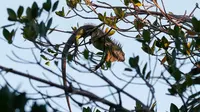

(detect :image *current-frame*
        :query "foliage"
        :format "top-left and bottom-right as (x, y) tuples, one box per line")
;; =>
(0, 85), (48, 112)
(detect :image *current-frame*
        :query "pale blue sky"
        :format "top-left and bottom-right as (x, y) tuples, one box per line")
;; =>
(0, 0), (200, 112)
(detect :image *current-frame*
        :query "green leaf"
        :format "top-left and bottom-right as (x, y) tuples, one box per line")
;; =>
(43, 0), (52, 12)
(124, 68), (133, 72)
(17, 6), (24, 18)
(134, 19), (144, 30)
(3, 28), (13, 44)
(0, 86), (12, 112)
(168, 65), (181, 81)
(31, 102), (47, 112)
(0, 86), (29, 112)
(151, 40), (156, 53)
(39, 21), (46, 37)
(153, 19), (158, 26)
(142, 63), (147, 75)
(142, 43), (153, 54)
(96, 52), (104, 56)
(67, 54), (73, 62)
(52, 1), (59, 12)
(54, 53), (58, 57)
(172, 49), (176, 62)
(40, 55), (48, 60)
(14, 93), (28, 111)
(170, 103), (179, 112)
(7, 8), (17, 21)
(145, 71), (151, 80)
(168, 88), (177, 95)
(47, 18), (53, 30)
(113, 7), (124, 19)
(124, 0), (129, 6)
(22, 22), (39, 41)
(83, 107), (91, 112)
(54, 61), (58, 66)
(155, 39), (161, 48)
(83, 49), (89, 59)
(173, 25), (181, 38)
(192, 17), (200, 32)
(106, 61), (111, 68)
(98, 13), (104, 21)
(66, 0), (80, 8)
(55, 7), (65, 17)
(55, 44), (60, 51)
(135, 101), (142, 110)
(26, 7), (32, 20)
(143, 30), (150, 43)
(47, 48), (55, 54)
(129, 56), (139, 68)
(161, 36), (169, 50)
(185, 75), (193, 86)
(31, 2), (39, 19)
(166, 54), (173, 65)
(45, 61), (50, 66)
(95, 109), (101, 112)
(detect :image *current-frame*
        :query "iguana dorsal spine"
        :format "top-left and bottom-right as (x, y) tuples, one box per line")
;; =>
(61, 24), (125, 111)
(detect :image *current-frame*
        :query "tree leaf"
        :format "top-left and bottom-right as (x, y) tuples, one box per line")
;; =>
(170, 103), (179, 112)
(192, 17), (200, 32)
(54, 61), (58, 66)
(67, 54), (73, 62)
(14, 93), (28, 111)
(134, 19), (144, 30)
(106, 61), (111, 68)
(105, 27), (115, 36)
(124, 0), (129, 6)
(17, 6), (24, 18)
(31, 2), (39, 19)
(45, 61), (50, 66)
(132, 0), (142, 7)
(83, 49), (89, 59)
(143, 30), (151, 43)
(124, 68), (133, 72)
(145, 71), (151, 80)
(142, 63), (147, 75)
(7, 8), (17, 21)
(142, 43), (153, 54)
(40, 54), (48, 60)
(31, 102), (47, 112)
(47, 48), (55, 54)
(3, 28), (13, 44)
(98, 13), (104, 22)
(83, 107), (91, 112)
(47, 18), (53, 30)
(52, 1), (59, 12)
(55, 7), (65, 17)
(129, 56), (139, 68)
(43, 0), (52, 12)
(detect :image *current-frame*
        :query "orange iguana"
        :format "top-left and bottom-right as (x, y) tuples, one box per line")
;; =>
(61, 24), (125, 112)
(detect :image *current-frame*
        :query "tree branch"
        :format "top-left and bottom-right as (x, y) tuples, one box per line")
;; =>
(0, 65), (130, 112)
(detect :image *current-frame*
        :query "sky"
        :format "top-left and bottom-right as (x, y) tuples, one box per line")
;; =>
(0, 0), (200, 112)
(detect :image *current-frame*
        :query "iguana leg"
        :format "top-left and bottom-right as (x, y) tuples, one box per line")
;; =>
(94, 52), (107, 70)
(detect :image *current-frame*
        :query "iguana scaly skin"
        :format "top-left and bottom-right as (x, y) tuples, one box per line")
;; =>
(61, 24), (125, 112)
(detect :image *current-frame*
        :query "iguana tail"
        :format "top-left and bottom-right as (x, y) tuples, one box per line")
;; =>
(61, 25), (96, 112)
(61, 24), (125, 111)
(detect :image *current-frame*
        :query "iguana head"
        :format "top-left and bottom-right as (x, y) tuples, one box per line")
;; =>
(105, 39), (125, 62)
(90, 27), (125, 62)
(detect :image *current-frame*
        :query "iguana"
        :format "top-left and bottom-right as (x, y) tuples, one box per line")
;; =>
(61, 24), (125, 112)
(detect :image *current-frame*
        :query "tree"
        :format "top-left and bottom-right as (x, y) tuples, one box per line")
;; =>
(0, 0), (200, 112)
